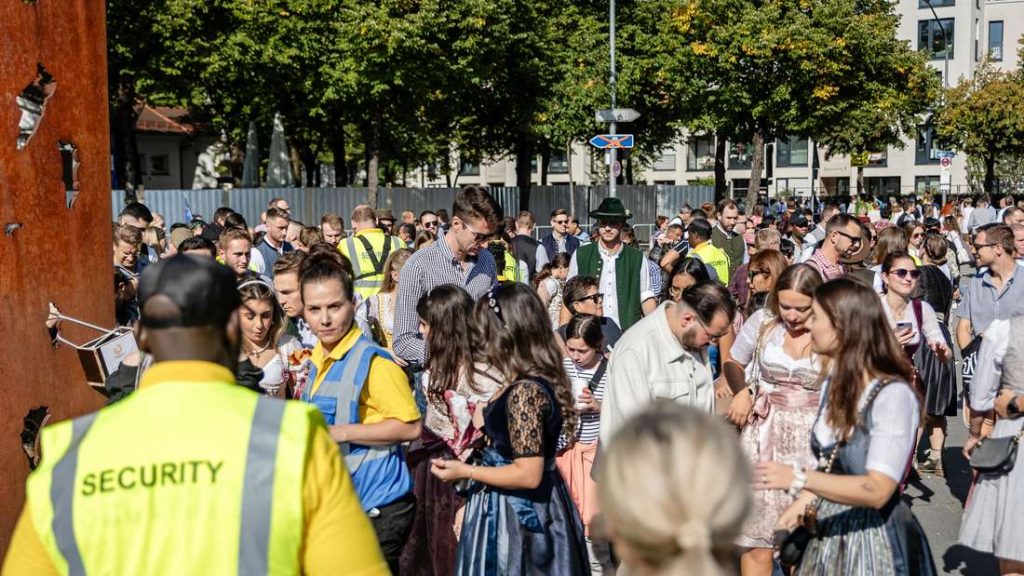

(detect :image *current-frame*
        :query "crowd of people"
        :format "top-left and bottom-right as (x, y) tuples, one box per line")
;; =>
(5, 186), (1024, 576)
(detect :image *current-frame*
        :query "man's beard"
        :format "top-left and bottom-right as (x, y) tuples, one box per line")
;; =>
(679, 325), (704, 351)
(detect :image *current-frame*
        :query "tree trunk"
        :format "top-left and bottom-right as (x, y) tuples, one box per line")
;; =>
(985, 154), (996, 194)
(300, 143), (317, 188)
(327, 121), (348, 186)
(289, 142), (304, 187)
(514, 137), (534, 211)
(857, 166), (865, 195)
(714, 134), (728, 201)
(367, 104), (382, 207)
(745, 132), (765, 214)
(540, 145), (550, 186)
(625, 153), (634, 185)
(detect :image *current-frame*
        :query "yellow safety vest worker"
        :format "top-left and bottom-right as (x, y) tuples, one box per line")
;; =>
(691, 240), (732, 285)
(23, 368), (316, 575)
(339, 229), (405, 299)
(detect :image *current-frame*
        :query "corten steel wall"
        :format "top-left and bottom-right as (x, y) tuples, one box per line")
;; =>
(0, 0), (110, 552)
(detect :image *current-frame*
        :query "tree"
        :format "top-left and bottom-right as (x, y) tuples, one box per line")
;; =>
(934, 61), (1024, 194)
(628, 0), (938, 209)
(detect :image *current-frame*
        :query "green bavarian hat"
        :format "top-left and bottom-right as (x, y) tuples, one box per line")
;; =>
(589, 197), (633, 221)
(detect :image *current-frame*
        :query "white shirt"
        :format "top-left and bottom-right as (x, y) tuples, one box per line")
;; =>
(599, 302), (713, 443)
(812, 380), (920, 482)
(970, 318), (1009, 412)
(879, 297), (943, 347)
(567, 242), (654, 327)
(961, 206), (974, 235)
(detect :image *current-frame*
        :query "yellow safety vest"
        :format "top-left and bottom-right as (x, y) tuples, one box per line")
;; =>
(498, 251), (521, 283)
(25, 380), (316, 576)
(339, 230), (404, 299)
(691, 241), (732, 285)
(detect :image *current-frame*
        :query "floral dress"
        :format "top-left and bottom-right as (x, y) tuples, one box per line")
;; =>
(731, 309), (823, 548)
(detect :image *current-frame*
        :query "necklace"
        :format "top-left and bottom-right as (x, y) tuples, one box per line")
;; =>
(246, 340), (272, 358)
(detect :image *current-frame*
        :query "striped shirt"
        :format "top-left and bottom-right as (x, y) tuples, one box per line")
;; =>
(563, 357), (607, 444)
(393, 231), (498, 366)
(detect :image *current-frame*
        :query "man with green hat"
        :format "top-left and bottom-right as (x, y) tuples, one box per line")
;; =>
(567, 197), (656, 331)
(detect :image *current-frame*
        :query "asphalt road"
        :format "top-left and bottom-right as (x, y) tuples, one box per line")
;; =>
(904, 412), (999, 575)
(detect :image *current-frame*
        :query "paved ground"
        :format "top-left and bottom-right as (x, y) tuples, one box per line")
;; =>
(904, 412), (999, 575)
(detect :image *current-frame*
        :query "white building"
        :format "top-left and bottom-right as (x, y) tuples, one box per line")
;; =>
(418, 0), (1023, 198)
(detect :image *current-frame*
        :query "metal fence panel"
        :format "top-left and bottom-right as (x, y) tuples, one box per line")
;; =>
(113, 185), (715, 231)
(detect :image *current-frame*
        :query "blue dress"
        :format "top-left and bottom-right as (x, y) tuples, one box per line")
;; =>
(455, 378), (591, 575)
(797, 381), (937, 576)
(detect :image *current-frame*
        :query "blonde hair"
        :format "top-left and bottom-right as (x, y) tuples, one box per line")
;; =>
(597, 401), (751, 576)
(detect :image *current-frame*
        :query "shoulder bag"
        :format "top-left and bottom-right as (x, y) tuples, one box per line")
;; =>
(970, 428), (1024, 475)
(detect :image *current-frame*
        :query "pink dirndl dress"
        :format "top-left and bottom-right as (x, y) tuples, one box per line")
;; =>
(731, 310), (823, 549)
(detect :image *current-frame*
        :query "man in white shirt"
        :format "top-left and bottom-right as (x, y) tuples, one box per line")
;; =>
(599, 282), (736, 443)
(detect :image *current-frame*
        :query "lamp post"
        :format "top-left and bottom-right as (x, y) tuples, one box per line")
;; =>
(922, 0), (950, 205)
(608, 0), (618, 198)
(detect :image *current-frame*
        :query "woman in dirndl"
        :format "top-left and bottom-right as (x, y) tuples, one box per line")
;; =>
(960, 316), (1024, 574)
(723, 263), (824, 576)
(754, 278), (936, 576)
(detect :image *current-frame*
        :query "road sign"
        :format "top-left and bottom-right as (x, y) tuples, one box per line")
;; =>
(595, 108), (641, 123)
(940, 157), (952, 169)
(612, 160), (622, 179)
(936, 150), (956, 159)
(589, 134), (634, 149)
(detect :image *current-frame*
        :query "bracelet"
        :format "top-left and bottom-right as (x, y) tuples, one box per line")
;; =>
(788, 465), (807, 498)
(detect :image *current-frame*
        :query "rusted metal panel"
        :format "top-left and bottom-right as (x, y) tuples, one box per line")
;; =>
(0, 0), (110, 552)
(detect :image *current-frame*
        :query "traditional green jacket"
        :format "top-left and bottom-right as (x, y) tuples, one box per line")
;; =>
(575, 242), (643, 331)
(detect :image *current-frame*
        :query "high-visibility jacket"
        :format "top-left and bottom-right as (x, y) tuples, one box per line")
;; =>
(338, 229), (405, 299)
(303, 335), (412, 511)
(24, 375), (317, 576)
(691, 240), (732, 285)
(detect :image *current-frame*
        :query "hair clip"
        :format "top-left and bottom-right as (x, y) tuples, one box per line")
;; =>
(486, 287), (505, 325)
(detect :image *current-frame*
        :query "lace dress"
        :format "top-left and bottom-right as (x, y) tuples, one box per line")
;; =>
(455, 379), (591, 575)
(731, 310), (823, 548)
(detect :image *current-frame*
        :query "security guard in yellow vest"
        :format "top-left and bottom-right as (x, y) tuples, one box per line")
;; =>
(2, 255), (387, 576)
(338, 205), (405, 300)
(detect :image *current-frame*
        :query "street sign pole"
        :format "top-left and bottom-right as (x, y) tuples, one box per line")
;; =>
(608, 0), (617, 198)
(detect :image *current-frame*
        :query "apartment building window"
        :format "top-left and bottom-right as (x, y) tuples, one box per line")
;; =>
(687, 136), (715, 171)
(916, 126), (941, 165)
(865, 177), (901, 196)
(918, 19), (954, 60)
(728, 141), (753, 170)
(915, 175), (941, 193)
(989, 21), (1004, 61)
(459, 159), (480, 176)
(548, 150), (569, 174)
(653, 149), (677, 171)
(776, 136), (808, 167)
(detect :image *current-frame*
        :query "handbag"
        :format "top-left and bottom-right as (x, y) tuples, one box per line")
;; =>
(969, 428), (1024, 475)
(777, 445), (840, 569)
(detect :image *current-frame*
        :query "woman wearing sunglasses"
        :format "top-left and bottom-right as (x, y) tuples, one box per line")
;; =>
(880, 252), (951, 423)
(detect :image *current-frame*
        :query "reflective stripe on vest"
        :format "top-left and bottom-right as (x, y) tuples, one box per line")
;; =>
(51, 413), (97, 576)
(343, 236), (393, 292)
(305, 337), (396, 472)
(31, 388), (307, 576)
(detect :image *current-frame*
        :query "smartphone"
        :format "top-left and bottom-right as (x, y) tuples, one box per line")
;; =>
(896, 321), (914, 332)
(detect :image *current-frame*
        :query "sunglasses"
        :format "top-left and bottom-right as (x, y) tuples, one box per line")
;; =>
(888, 268), (921, 280)
(422, 221), (438, 229)
(835, 230), (862, 245)
(461, 219), (494, 243)
(553, 219), (570, 225)
(576, 293), (604, 304)
(749, 268), (770, 280)
(972, 241), (997, 250)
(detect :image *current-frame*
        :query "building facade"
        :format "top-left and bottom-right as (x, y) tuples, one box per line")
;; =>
(419, 0), (1023, 198)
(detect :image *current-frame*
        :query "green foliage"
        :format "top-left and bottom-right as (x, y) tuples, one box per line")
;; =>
(933, 61), (1024, 192)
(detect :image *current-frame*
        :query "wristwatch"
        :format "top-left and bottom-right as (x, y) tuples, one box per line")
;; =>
(1009, 395), (1022, 418)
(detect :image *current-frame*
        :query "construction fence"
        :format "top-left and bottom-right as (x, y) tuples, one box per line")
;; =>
(112, 185), (715, 238)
